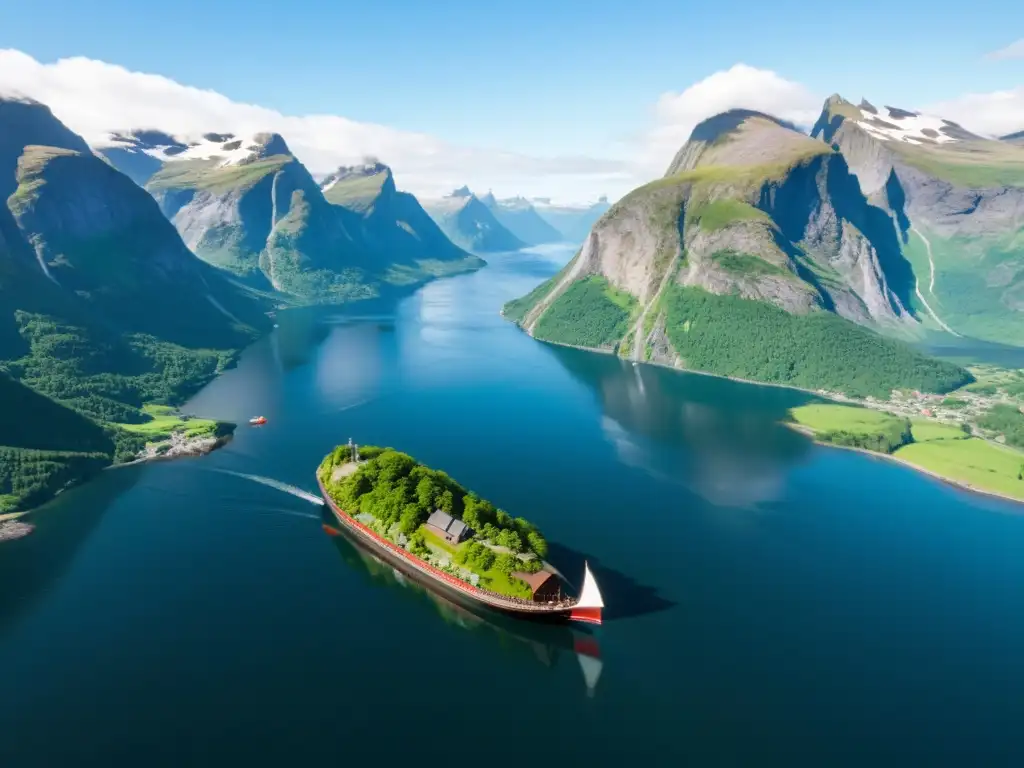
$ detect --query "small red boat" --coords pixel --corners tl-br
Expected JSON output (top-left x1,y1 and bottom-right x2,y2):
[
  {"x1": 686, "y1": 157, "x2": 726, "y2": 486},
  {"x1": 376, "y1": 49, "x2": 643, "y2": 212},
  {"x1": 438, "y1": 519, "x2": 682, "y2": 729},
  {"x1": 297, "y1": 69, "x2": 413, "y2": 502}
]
[{"x1": 249, "y1": 416, "x2": 267, "y2": 426}]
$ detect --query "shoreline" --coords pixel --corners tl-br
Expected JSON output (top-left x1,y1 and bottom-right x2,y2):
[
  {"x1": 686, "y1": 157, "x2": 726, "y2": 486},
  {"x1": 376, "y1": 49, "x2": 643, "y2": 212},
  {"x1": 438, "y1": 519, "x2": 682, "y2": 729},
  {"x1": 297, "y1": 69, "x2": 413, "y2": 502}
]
[
  {"x1": 2, "y1": 431, "x2": 236, "y2": 533},
  {"x1": 502, "y1": 311, "x2": 1024, "y2": 508},
  {"x1": 785, "y1": 422, "x2": 1024, "y2": 507},
  {"x1": 503, "y1": 311, "x2": 846, "y2": 402}
]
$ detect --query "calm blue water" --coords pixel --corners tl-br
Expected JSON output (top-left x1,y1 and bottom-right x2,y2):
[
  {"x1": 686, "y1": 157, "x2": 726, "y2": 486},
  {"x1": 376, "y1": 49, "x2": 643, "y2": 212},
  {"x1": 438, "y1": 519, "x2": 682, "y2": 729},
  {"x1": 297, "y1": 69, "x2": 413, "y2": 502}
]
[{"x1": 3, "y1": 245, "x2": 1024, "y2": 765}]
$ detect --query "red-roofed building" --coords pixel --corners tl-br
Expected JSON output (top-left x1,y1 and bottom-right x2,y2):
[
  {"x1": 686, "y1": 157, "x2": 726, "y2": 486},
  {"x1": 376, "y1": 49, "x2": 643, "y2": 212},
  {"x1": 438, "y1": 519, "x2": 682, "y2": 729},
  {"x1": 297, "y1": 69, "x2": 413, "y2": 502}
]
[{"x1": 513, "y1": 570, "x2": 563, "y2": 602}]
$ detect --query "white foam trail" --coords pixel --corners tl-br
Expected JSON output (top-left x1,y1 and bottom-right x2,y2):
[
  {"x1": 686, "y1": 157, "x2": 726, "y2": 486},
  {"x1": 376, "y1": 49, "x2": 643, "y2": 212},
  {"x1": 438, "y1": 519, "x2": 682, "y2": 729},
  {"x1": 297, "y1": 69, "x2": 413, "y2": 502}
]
[
  {"x1": 333, "y1": 398, "x2": 371, "y2": 414},
  {"x1": 253, "y1": 508, "x2": 322, "y2": 520},
  {"x1": 213, "y1": 469, "x2": 325, "y2": 505}
]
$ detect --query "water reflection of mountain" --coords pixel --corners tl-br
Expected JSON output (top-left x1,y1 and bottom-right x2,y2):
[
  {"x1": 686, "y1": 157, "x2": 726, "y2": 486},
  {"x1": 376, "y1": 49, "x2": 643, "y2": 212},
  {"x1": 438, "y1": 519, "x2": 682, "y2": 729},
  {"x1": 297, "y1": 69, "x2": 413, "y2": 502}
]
[
  {"x1": 326, "y1": 525, "x2": 603, "y2": 696},
  {"x1": 548, "y1": 347, "x2": 815, "y2": 508},
  {"x1": 0, "y1": 466, "x2": 142, "y2": 635}
]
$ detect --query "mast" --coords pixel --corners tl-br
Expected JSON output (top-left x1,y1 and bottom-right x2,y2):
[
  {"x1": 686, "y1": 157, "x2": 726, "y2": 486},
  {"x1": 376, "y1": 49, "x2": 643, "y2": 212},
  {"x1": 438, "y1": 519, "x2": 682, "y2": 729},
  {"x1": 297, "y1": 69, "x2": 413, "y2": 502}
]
[{"x1": 569, "y1": 561, "x2": 604, "y2": 625}]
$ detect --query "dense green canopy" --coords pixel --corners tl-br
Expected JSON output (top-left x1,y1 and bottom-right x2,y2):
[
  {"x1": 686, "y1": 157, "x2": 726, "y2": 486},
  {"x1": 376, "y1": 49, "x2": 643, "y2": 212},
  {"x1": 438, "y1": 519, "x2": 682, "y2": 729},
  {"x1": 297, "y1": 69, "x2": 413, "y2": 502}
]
[{"x1": 318, "y1": 445, "x2": 548, "y2": 560}]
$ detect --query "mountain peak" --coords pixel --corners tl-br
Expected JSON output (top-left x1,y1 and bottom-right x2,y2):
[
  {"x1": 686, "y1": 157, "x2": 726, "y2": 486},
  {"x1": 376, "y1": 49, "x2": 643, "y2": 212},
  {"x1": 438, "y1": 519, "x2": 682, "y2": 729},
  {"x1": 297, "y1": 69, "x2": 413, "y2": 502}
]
[
  {"x1": 686, "y1": 108, "x2": 795, "y2": 145},
  {"x1": 0, "y1": 95, "x2": 92, "y2": 198},
  {"x1": 667, "y1": 109, "x2": 818, "y2": 176},
  {"x1": 0, "y1": 91, "x2": 45, "y2": 107},
  {"x1": 320, "y1": 161, "x2": 397, "y2": 207},
  {"x1": 251, "y1": 132, "x2": 291, "y2": 158},
  {"x1": 323, "y1": 160, "x2": 392, "y2": 183},
  {"x1": 450, "y1": 185, "x2": 473, "y2": 198},
  {"x1": 480, "y1": 190, "x2": 497, "y2": 207}
]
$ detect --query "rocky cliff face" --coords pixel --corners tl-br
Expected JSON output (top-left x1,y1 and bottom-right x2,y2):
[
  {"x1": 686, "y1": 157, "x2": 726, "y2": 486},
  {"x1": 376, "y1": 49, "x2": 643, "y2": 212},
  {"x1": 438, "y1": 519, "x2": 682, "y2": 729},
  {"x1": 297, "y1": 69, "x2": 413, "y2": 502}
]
[
  {"x1": 812, "y1": 95, "x2": 1024, "y2": 343},
  {"x1": 142, "y1": 132, "x2": 342, "y2": 292},
  {"x1": 514, "y1": 109, "x2": 915, "y2": 349},
  {"x1": 422, "y1": 188, "x2": 526, "y2": 253}
]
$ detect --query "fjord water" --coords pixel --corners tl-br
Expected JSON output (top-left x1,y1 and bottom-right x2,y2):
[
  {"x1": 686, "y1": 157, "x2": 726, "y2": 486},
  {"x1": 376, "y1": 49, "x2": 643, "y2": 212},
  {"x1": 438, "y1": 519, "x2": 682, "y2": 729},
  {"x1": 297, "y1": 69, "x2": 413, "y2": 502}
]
[{"x1": 3, "y1": 247, "x2": 1024, "y2": 765}]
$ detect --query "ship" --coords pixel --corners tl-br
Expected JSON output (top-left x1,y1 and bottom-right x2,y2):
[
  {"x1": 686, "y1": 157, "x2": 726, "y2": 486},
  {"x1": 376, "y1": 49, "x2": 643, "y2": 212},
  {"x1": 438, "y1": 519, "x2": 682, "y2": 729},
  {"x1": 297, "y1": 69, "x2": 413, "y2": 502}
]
[
  {"x1": 316, "y1": 448, "x2": 604, "y2": 625},
  {"x1": 249, "y1": 416, "x2": 267, "y2": 426}
]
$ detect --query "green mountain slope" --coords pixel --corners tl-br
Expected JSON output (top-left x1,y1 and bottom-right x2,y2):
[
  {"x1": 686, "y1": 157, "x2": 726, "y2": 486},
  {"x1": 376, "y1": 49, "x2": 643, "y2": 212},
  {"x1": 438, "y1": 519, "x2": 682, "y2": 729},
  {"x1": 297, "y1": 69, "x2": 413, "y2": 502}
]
[
  {"x1": 481, "y1": 193, "x2": 562, "y2": 245},
  {"x1": 320, "y1": 163, "x2": 483, "y2": 282},
  {"x1": 504, "y1": 108, "x2": 970, "y2": 398},
  {"x1": 422, "y1": 187, "x2": 526, "y2": 253},
  {"x1": 812, "y1": 95, "x2": 1024, "y2": 345},
  {"x1": 0, "y1": 96, "x2": 272, "y2": 513}
]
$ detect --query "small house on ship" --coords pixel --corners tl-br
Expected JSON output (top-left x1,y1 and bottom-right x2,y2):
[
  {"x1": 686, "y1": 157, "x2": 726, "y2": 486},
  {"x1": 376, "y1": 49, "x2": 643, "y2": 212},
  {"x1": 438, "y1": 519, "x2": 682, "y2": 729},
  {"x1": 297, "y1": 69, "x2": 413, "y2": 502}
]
[{"x1": 425, "y1": 510, "x2": 471, "y2": 545}]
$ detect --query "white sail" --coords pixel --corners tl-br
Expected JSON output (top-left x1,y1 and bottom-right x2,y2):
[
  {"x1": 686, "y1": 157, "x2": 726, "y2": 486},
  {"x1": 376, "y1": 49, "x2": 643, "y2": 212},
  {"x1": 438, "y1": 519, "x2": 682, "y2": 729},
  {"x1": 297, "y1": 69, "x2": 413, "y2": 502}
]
[{"x1": 577, "y1": 562, "x2": 604, "y2": 609}]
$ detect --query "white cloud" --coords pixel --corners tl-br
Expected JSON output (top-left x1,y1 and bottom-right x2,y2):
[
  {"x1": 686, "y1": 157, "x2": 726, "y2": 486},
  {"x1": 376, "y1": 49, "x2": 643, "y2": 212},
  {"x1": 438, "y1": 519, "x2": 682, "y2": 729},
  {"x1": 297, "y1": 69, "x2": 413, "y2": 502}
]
[
  {"x1": 0, "y1": 49, "x2": 631, "y2": 204},
  {"x1": 638, "y1": 64, "x2": 823, "y2": 175},
  {"x1": 924, "y1": 86, "x2": 1024, "y2": 138},
  {"x1": 4, "y1": 49, "x2": 1019, "y2": 210},
  {"x1": 986, "y1": 39, "x2": 1024, "y2": 60}
]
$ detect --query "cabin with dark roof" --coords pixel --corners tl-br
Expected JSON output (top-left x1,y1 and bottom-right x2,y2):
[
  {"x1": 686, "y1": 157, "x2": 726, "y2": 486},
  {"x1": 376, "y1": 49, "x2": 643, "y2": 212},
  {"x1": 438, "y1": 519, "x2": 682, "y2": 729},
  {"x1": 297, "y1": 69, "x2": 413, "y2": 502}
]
[
  {"x1": 512, "y1": 570, "x2": 563, "y2": 603},
  {"x1": 425, "y1": 510, "x2": 471, "y2": 544}
]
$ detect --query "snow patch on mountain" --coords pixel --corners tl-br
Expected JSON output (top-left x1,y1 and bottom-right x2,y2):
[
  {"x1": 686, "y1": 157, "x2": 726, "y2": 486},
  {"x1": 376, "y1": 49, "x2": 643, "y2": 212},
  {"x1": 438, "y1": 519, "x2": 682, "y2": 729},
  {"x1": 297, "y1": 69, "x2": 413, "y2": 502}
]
[
  {"x1": 854, "y1": 106, "x2": 980, "y2": 145},
  {"x1": 97, "y1": 130, "x2": 288, "y2": 168}
]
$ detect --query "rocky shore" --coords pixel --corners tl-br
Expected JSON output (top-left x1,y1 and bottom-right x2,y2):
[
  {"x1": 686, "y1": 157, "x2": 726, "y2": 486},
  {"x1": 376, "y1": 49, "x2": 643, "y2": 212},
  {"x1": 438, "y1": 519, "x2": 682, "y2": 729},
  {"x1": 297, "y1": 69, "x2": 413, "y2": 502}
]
[
  {"x1": 111, "y1": 430, "x2": 233, "y2": 469},
  {"x1": 0, "y1": 520, "x2": 35, "y2": 543}
]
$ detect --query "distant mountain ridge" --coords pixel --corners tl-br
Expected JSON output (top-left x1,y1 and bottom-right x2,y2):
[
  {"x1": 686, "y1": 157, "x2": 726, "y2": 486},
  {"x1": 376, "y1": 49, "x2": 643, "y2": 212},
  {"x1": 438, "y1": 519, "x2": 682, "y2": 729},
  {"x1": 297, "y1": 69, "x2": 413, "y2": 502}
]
[
  {"x1": 481, "y1": 193, "x2": 562, "y2": 245},
  {"x1": 320, "y1": 162, "x2": 483, "y2": 278},
  {"x1": 97, "y1": 131, "x2": 481, "y2": 301},
  {"x1": 421, "y1": 187, "x2": 526, "y2": 253},
  {"x1": 530, "y1": 197, "x2": 610, "y2": 244}
]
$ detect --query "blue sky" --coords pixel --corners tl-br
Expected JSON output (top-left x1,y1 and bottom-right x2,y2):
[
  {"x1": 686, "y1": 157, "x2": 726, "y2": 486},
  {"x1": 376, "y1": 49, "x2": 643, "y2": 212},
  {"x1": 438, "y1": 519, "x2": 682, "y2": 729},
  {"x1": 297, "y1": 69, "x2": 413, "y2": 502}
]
[{"x1": 1, "y1": 0, "x2": 1022, "y2": 201}]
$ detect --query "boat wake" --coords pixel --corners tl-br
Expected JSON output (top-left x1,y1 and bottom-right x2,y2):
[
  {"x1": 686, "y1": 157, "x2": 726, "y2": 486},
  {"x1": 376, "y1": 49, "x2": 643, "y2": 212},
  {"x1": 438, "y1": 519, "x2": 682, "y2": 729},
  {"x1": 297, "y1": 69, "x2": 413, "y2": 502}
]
[
  {"x1": 248, "y1": 507, "x2": 322, "y2": 521},
  {"x1": 212, "y1": 469, "x2": 325, "y2": 506}
]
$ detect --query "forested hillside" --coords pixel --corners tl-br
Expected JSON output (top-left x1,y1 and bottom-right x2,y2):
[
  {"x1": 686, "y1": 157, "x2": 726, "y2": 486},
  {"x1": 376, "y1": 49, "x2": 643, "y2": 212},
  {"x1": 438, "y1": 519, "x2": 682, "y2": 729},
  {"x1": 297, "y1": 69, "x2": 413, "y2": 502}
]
[
  {"x1": 0, "y1": 373, "x2": 113, "y2": 514},
  {"x1": 659, "y1": 287, "x2": 970, "y2": 397},
  {"x1": 0, "y1": 95, "x2": 270, "y2": 514}
]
